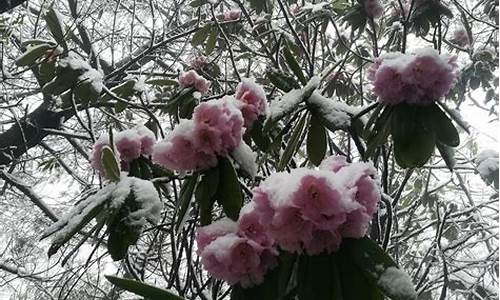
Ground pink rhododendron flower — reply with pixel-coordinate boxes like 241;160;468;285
223;9;241;21
365;0;383;18
196;159;382;285
133;125;156;155
90;126;156;173
152;120;218;171
196;218;237;254
152;97;244;172
115;130;143;162
319;155;349;172
238;203;274;247
179;70;211;94
90;135;112;173
190;55;207;70
305;229;342;255
291;175;345;224
289;3;301;15
452;27;470;46
234;78;268;127
340;208;372;238
369;48;458;105
200;234;277;287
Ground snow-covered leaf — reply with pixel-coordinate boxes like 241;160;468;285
342;237;417;300
231;141;257;178
15;43;52;66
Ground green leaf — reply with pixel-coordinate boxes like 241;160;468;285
74;80;101;104
195;168;219;226
306;115;327;166
101;80;136;101
146;78;179;87
114;100;128;113
205;28;218;55
436;142;456;171
250;119;271;153
283;43;307;85
278;113;307;171
342;238;417;300
101;146;121;182
429;103;460;147
343;4;367;33
267;70;300;92
175;174;199;231
192;25;211;46
0;0;26;13
107;215;140;261
190;0;208;7
391;104;435;168
44;8;66;47
337;246;384;300
246;0;271;14
215;157;243;221
297;253;342;300
365;106;393;159
15;43;53;66
105;276;185;300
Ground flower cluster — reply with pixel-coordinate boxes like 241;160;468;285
179;70;211;94
196;215;278;288
364;0;383;18
190;56;207;70
234;78;268;127
196;156;380;287
152;97;244;172
90;125;156;173
452;27;470;47
368;48;459;105
223;9;241;21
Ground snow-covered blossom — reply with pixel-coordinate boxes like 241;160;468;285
365;0;383;18
90;125;156;173
319;155;349;173
134;125;156;155
115;130;142;162
196;205;278;287
223;9;241;21
190;55;207;70
368;48;459;105
199;233;278;287
152;97;244;172
234;78;268;127
289;3;302;15
179;70;211;94
452;27;470;47
197;157;380;283
90;135;113;173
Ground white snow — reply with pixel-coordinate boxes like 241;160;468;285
306;91;353;129
44;174;162;246
476;149;499;180
231;141;257;178
301;2;329;13
377;266;417;299
267;88;304;122
43;182;116;243
128;177;162;225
